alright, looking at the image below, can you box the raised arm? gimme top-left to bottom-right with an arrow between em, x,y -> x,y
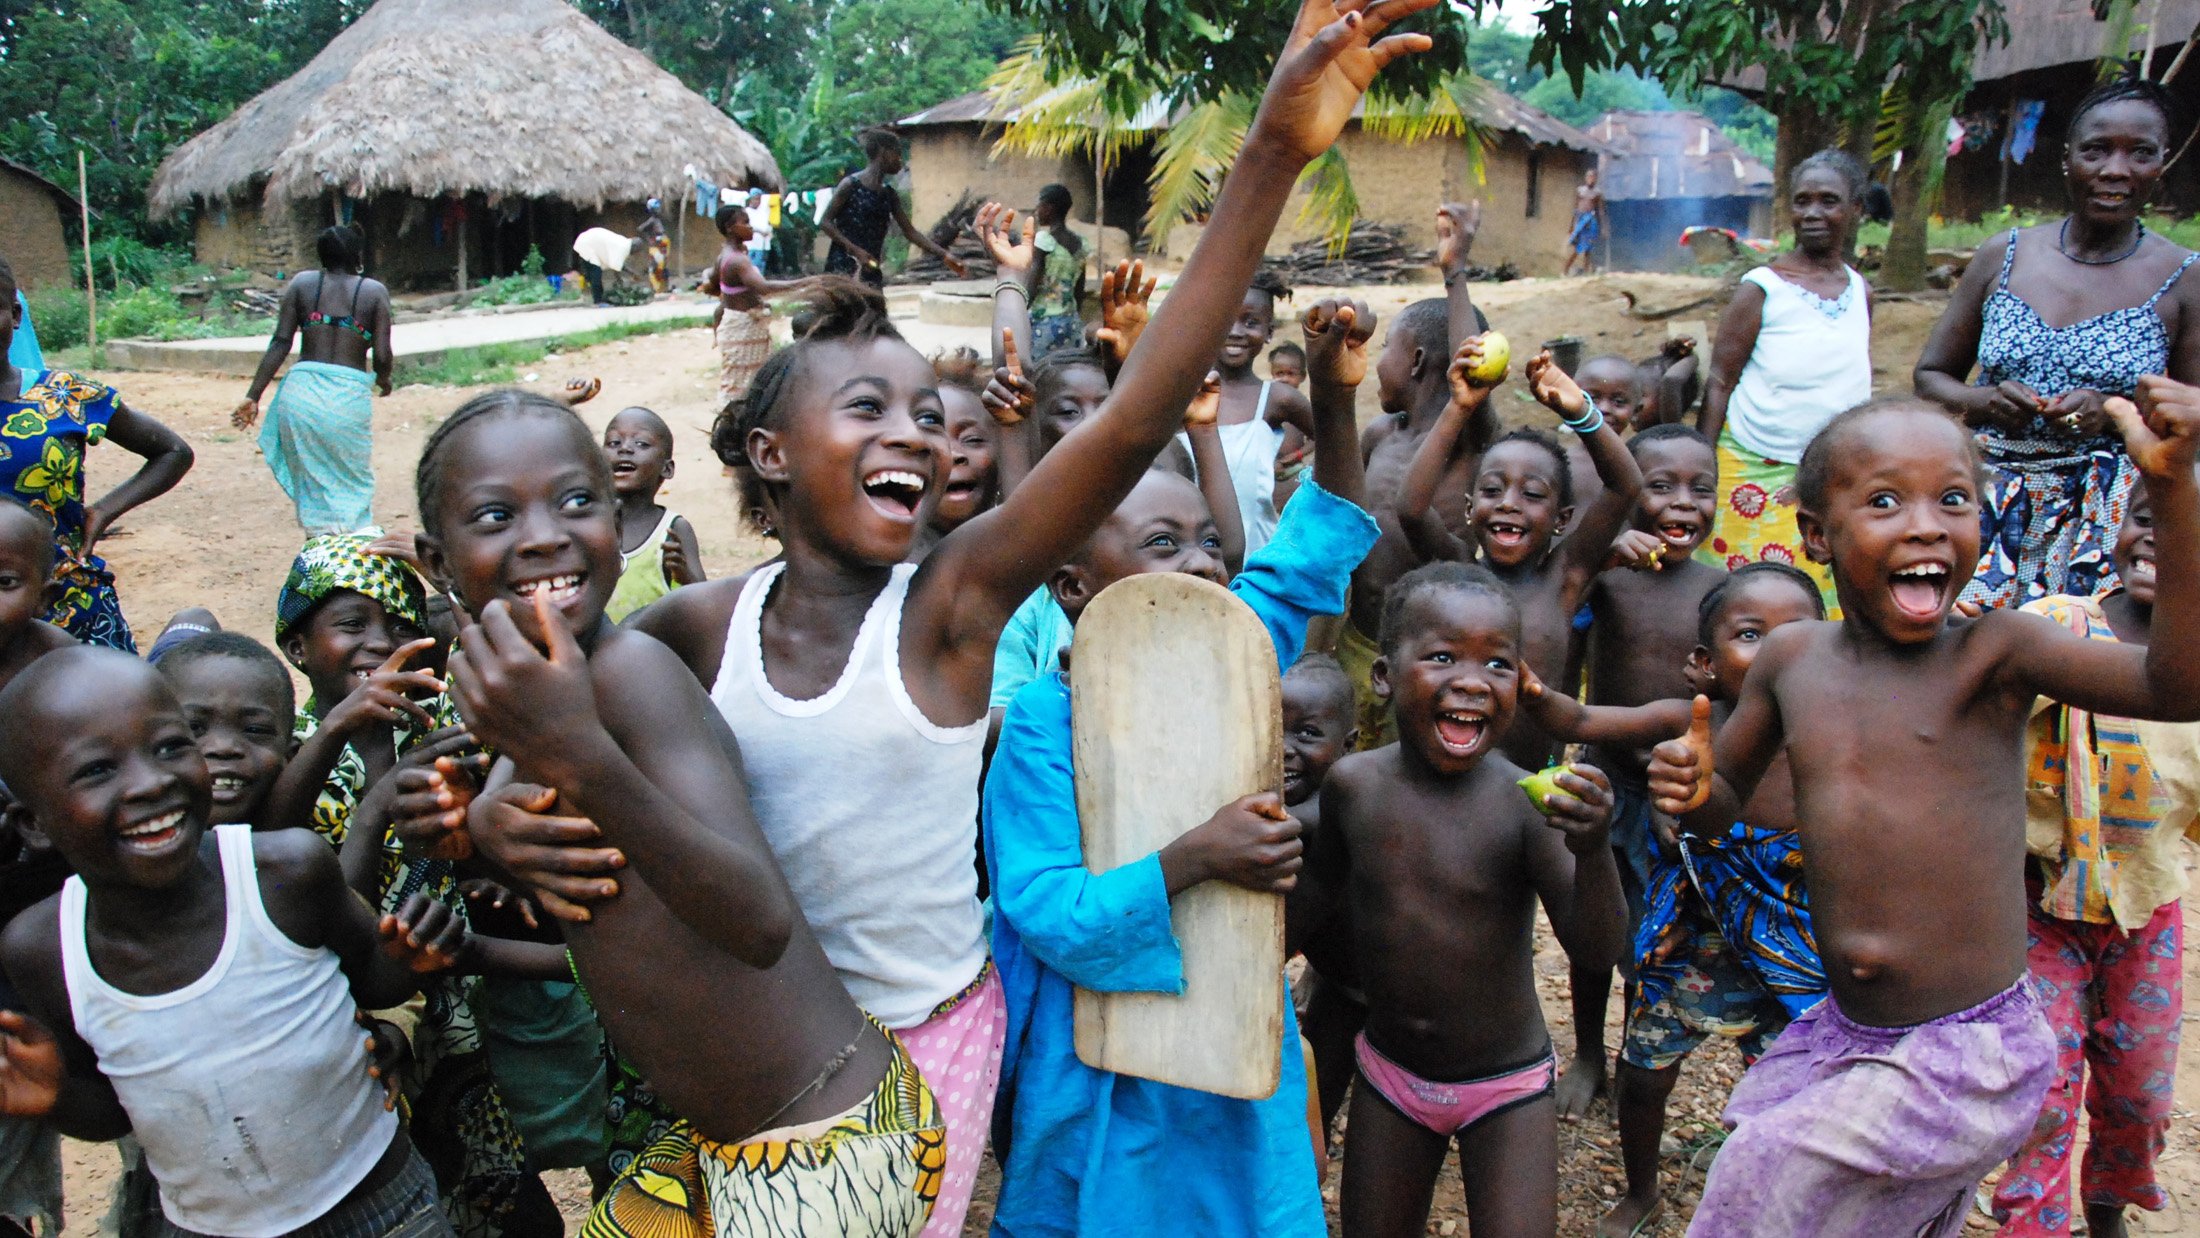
919,0 -> 1440,640
1394,339 -> 1496,563
2003,381 -> 2200,720
976,205 -> 1038,366
450,599 -> 798,967
1435,201 -> 1486,347
1301,298 -> 1373,507
982,334 -> 1040,497
1182,372 -> 1247,575
1696,281 -> 1764,442
1527,352 -> 1644,594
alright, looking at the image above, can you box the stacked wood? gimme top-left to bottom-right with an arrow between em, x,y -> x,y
898,194 -> 997,284
1261,220 -> 1518,286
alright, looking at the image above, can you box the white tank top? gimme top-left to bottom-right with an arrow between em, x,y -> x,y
1725,265 -> 1873,464
60,826 -> 393,1238
1178,382 -> 1286,554
709,562 -> 988,1028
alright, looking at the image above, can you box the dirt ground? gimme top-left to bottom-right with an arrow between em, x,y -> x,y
41,272 -> 2198,1234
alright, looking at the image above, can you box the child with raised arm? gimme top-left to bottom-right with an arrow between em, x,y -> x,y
0,648 -> 464,1238
1300,562 -> 1622,1238
983,288 -> 1378,1236
1395,347 -> 1645,771
437,13 -> 1439,1233
1521,562 -> 1827,1237
602,406 -> 704,622
414,390 -> 947,1237
1556,423 -> 1727,1117
1990,477 -> 2200,1238
1647,382 -> 2200,1237
1333,203 -> 1486,749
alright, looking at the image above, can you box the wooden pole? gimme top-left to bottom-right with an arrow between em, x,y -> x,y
676,188 -> 688,286
1092,133 -> 1106,276
77,150 -> 96,353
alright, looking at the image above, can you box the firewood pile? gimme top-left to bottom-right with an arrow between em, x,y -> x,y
898,195 -> 996,284
1261,221 -> 1516,285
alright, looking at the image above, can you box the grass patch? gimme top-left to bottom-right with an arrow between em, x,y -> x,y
1855,208 -> 2200,255
392,317 -> 701,389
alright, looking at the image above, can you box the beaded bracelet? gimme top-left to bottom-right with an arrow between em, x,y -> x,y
1562,406 -> 1604,436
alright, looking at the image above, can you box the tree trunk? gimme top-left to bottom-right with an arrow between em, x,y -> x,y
1883,93 -> 1955,292
1772,103 -> 1839,232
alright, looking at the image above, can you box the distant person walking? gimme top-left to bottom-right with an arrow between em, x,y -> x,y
820,128 -> 968,287
234,225 -> 391,536
1563,167 -> 1604,276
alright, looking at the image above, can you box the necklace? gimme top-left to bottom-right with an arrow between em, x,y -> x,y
2058,218 -> 2146,266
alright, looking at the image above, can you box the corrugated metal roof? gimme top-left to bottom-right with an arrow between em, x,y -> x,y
899,86 -> 1611,154
1723,0 -> 2200,92
1587,110 -> 1772,201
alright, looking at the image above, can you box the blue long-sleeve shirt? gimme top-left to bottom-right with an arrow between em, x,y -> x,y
983,481 -> 1378,1237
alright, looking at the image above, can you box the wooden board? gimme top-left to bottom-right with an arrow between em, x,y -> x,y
1070,572 -> 1285,1100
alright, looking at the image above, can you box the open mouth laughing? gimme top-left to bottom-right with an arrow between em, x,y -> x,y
118,809 -> 189,855
1434,710 -> 1489,758
1483,521 -> 1529,550
513,572 -> 587,607
2125,553 -> 2155,589
1889,562 -> 1952,620
209,772 -> 250,805
863,469 -> 928,521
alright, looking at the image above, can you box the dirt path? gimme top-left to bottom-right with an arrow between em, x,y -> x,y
43,275 -> 2193,1235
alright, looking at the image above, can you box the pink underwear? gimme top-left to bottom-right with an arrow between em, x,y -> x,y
1353,1034 -> 1557,1135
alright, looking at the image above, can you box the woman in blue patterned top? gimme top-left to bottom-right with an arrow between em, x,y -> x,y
0,256 -> 193,651
1917,78 -> 2200,609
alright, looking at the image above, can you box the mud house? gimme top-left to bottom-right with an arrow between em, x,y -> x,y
148,0 -> 780,291
0,157 -> 78,290
897,87 -> 1607,277
1585,111 -> 1773,272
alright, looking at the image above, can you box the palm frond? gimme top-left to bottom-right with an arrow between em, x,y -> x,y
1293,146 -> 1361,252
1144,93 -> 1255,248
1365,72 -> 1491,186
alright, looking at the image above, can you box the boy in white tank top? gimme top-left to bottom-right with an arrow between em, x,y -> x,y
0,649 -> 466,1238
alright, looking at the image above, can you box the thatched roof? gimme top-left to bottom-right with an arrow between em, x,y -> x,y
149,0 -> 780,217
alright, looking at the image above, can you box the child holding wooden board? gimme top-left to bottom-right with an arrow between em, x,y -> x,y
982,288 -> 1382,1235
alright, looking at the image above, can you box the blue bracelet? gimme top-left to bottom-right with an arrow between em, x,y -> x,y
1563,406 -> 1604,436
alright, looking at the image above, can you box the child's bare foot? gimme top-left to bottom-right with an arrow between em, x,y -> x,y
1596,1193 -> 1663,1237
1554,1049 -> 1607,1120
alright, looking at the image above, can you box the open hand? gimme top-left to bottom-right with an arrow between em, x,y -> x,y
1647,694 -> 1714,815
0,1011 -> 61,1119
1096,260 -> 1158,365
1531,763 -> 1614,853
983,332 -> 1035,426
322,639 -> 445,738
1435,202 -> 1481,271
389,729 -> 489,861
468,782 -> 624,924
1184,370 -> 1224,430
356,1011 -> 410,1112
232,399 -> 261,430
1524,348 -> 1587,418
459,878 -> 541,931
378,893 -> 467,973
1302,298 -> 1375,388
975,203 -> 1037,279
447,592 -> 600,778
1250,0 -> 1442,165
2112,376 -> 2200,479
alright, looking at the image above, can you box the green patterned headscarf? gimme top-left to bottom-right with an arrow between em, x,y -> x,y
274,534 -> 427,643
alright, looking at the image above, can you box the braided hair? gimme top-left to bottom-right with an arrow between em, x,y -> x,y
414,389 -> 602,536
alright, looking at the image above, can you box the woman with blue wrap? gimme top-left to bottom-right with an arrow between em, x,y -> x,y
235,225 -> 393,535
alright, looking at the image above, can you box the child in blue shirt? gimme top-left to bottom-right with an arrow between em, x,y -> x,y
983,298 -> 1381,1236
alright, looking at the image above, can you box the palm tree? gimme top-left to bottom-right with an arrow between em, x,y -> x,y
983,34 -> 1490,255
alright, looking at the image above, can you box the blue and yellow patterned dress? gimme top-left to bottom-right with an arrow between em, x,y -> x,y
1,369 -> 133,650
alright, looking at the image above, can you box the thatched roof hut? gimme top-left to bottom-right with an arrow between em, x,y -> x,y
150,0 -> 781,289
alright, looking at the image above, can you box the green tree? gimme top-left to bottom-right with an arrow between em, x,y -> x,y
818,0 -> 1029,134
1520,67 -> 1666,128
575,0 -> 827,103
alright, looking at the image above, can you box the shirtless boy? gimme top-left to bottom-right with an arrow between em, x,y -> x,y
1649,384 -> 2200,1236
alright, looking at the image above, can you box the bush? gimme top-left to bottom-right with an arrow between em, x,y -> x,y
25,285 -> 90,350
472,247 -> 574,308
72,237 -> 196,293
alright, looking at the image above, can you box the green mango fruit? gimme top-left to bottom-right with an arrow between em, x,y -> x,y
1517,765 -> 1570,813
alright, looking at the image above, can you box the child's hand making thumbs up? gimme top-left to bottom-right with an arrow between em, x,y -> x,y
1648,694 -> 1715,815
